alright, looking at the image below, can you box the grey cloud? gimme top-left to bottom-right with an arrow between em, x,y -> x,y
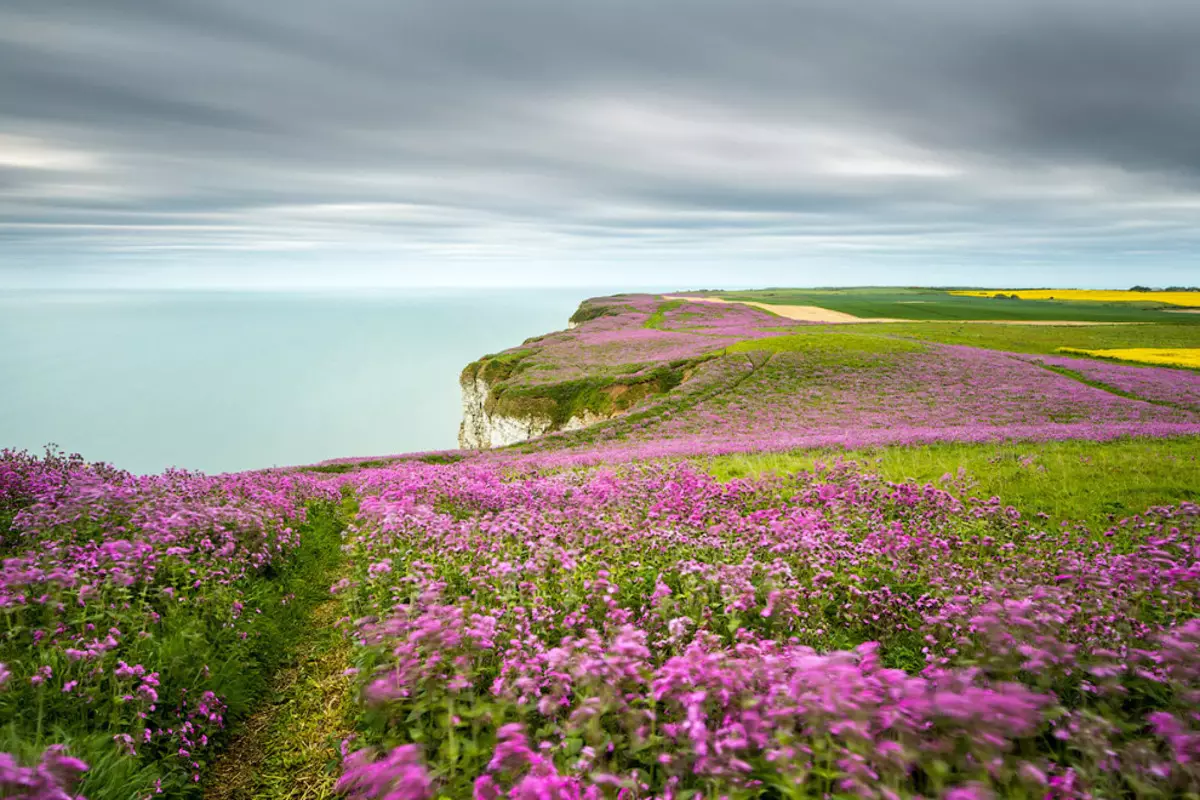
1,0 -> 1198,287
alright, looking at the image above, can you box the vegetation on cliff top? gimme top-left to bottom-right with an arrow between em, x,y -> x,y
459,292 -> 1200,455
484,362 -> 694,429
458,295 -> 765,438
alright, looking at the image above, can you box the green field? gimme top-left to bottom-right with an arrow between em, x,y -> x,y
715,286 -> 1200,322
723,329 -> 924,356
865,320 -> 1200,356
706,436 -> 1200,532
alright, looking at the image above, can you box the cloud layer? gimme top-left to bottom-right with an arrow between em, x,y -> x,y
3,0 -> 1198,288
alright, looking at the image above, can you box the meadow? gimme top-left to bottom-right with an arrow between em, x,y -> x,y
710,287 -> 1200,322
0,449 -> 345,798
706,437 -> 1200,530
2,289 -> 1199,799
498,299 -> 1200,462
864,322 -> 1200,357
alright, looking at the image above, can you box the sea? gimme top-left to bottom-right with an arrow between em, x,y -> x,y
0,288 -> 604,474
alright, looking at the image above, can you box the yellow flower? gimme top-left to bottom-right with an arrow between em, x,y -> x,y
949,289 -> 1200,307
1056,348 -> 1200,368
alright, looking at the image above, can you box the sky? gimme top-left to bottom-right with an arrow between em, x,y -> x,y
2,0 -> 1198,290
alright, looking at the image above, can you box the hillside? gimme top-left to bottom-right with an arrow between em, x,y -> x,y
3,288 -> 1200,800
459,292 -> 1200,458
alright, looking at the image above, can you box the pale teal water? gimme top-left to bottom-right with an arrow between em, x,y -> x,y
0,289 -> 597,474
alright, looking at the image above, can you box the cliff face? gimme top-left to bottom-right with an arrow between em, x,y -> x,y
458,373 -> 554,449
457,372 -> 609,449
456,295 -> 702,450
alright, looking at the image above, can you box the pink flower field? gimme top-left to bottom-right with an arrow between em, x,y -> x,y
2,294 -> 1199,799
498,299 -> 1200,462
478,295 -> 781,387
333,460 -> 1200,799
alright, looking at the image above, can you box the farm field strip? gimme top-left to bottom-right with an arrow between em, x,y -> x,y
1056,347 -> 1200,369
665,294 -> 1160,326
712,288 -> 1200,322
949,289 -> 1200,307
660,295 -> 902,323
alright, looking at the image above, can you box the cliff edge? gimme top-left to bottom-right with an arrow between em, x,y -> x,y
456,294 -> 737,449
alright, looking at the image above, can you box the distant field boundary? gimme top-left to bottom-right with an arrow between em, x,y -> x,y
663,294 -> 1153,326
950,289 -> 1200,306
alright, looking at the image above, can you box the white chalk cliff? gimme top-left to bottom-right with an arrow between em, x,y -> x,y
458,374 -> 610,449
458,373 -> 551,448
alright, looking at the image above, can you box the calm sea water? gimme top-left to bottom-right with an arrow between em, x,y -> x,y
0,288 -> 598,474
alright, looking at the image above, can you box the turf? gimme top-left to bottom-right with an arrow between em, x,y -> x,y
202,589 -> 353,800
643,299 -> 684,329
714,287 -> 1200,322
867,320 -> 1200,356
204,494 -> 359,800
705,436 -> 1200,531
722,330 -> 924,356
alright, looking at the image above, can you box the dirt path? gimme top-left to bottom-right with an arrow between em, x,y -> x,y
205,586 -> 353,800
661,294 -> 896,323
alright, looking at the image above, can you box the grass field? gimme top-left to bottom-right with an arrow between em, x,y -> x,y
706,436 -> 1200,531
714,287 -> 1198,322
643,299 -> 684,329
722,329 -> 924,356
865,319 -> 1200,355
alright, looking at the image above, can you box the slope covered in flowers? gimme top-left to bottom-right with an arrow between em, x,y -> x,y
331,459 -> 1200,799
1015,353 -> 1200,412
3,292 -> 1199,799
468,295 -> 778,389
501,305 -> 1200,461
0,448 -> 344,798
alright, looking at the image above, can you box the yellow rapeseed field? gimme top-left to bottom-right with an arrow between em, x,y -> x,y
949,289 -> 1200,307
1057,348 -> 1200,368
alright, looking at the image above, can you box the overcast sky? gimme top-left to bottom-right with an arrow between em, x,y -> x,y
2,0 -> 1198,289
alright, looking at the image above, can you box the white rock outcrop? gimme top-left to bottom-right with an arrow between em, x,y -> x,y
458,374 -> 549,449
458,375 -> 611,449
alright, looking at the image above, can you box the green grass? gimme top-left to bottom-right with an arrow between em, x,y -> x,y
569,301 -> 629,326
866,321 -> 1200,356
460,348 -> 535,386
0,500 -> 350,800
706,437 -> 1200,531
416,453 -> 466,465
203,493 -> 358,800
300,459 -> 395,474
203,584 -> 352,800
715,287 -> 1200,322
722,330 -> 924,356
490,362 -> 692,429
644,299 -> 684,329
